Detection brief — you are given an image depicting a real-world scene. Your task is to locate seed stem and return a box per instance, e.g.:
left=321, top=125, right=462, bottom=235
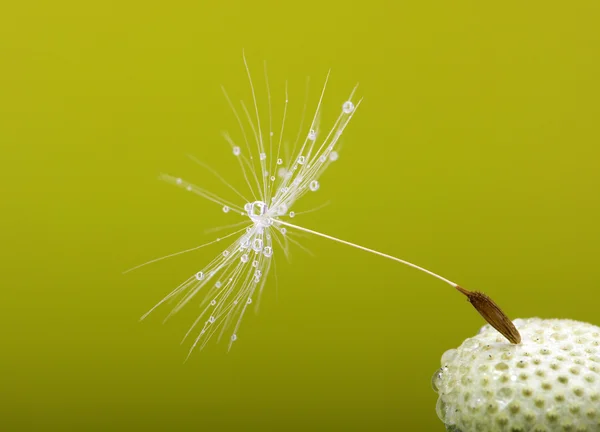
left=277, top=220, right=521, bottom=344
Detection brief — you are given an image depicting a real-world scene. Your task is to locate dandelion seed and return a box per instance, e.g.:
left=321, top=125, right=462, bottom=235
left=131, top=53, right=493, bottom=358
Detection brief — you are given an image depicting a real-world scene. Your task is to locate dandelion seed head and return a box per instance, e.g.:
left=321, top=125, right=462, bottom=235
left=137, top=55, right=362, bottom=356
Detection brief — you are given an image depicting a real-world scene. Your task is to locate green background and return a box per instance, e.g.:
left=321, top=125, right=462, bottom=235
left=2, top=1, right=600, bottom=430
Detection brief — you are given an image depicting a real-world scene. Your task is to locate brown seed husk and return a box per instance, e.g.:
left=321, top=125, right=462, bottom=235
left=455, top=285, right=521, bottom=344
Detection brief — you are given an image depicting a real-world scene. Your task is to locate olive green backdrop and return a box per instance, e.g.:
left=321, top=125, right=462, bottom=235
left=2, top=1, right=599, bottom=430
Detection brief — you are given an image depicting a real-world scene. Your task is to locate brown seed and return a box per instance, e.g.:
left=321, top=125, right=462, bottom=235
left=455, top=285, right=521, bottom=344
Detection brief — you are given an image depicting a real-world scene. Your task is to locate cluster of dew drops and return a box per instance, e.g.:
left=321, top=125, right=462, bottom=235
left=171, top=98, right=356, bottom=346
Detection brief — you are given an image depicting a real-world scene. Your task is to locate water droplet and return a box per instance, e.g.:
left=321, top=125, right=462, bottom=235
left=280, top=227, right=287, bottom=235
left=252, top=238, right=263, bottom=252
left=176, top=178, right=182, bottom=184
left=247, top=298, right=253, bottom=305
left=297, top=155, right=306, bottom=165
left=289, top=211, right=296, bottom=218
left=308, top=129, right=316, bottom=140
left=270, top=176, right=275, bottom=181
left=210, top=300, right=216, bottom=306
left=260, top=152, right=266, bottom=161
left=233, top=300, right=238, bottom=305
left=329, top=151, right=339, bottom=161
left=309, top=180, right=320, bottom=192
left=263, top=247, right=273, bottom=258
left=231, top=334, right=237, bottom=341
left=215, top=281, right=222, bottom=288
left=195, top=271, right=204, bottom=281
left=222, top=250, right=230, bottom=258
left=319, top=155, right=327, bottom=163
left=277, top=158, right=283, bottom=165
left=241, top=238, right=250, bottom=249
left=342, top=101, right=355, bottom=114
left=233, top=146, right=241, bottom=156
left=241, top=254, right=249, bottom=263
left=186, top=185, right=192, bottom=191
left=208, top=316, right=215, bottom=323
left=277, top=204, right=288, bottom=215
left=223, top=205, right=230, bottom=213
left=252, top=260, right=259, bottom=268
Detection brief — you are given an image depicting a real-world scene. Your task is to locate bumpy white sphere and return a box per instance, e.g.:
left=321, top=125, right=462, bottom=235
left=433, top=318, right=600, bottom=431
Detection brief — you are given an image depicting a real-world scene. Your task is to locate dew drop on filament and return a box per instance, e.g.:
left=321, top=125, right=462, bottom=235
left=309, top=180, right=320, bottom=192
left=252, top=238, right=263, bottom=252
left=263, top=246, right=273, bottom=258
left=223, top=206, right=230, bottom=213
left=308, top=129, right=316, bottom=141
left=195, top=271, right=204, bottom=281
left=342, top=101, right=355, bottom=114
left=329, top=151, right=339, bottom=161
left=233, top=146, right=241, bottom=156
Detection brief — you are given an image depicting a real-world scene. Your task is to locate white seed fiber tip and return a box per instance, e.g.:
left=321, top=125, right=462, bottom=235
left=433, top=318, right=600, bottom=432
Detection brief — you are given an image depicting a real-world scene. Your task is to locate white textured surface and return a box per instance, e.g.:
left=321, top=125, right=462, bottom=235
left=433, top=318, right=600, bottom=431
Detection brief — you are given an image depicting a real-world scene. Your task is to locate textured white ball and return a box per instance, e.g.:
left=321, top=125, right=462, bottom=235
left=433, top=318, right=600, bottom=431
